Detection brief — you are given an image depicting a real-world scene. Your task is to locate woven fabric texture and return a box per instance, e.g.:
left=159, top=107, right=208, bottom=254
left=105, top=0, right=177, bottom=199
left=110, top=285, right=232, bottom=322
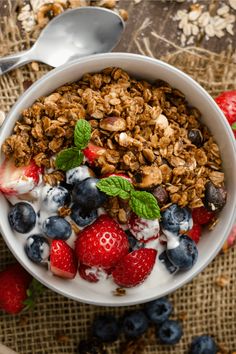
left=0, top=10, right=236, bottom=354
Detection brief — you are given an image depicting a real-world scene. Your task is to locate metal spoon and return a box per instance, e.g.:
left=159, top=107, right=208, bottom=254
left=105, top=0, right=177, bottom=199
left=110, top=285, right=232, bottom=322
left=0, top=7, right=125, bottom=75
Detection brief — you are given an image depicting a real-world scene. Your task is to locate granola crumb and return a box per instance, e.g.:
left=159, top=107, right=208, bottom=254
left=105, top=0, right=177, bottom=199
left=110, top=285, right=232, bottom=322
left=119, top=8, right=129, bottom=21
left=31, top=61, right=39, bottom=71
left=215, top=275, right=230, bottom=288
left=58, top=206, right=71, bottom=217
left=112, top=287, right=126, bottom=296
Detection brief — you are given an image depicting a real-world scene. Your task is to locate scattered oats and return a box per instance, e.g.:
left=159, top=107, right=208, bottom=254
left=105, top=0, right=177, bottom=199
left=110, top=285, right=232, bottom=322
left=215, top=275, right=230, bottom=288
left=30, top=0, right=49, bottom=12
left=31, top=62, right=39, bottom=71
left=217, top=5, right=230, bottom=16
left=229, top=0, right=236, bottom=10
left=0, top=110, right=6, bottom=127
left=174, top=1, right=235, bottom=45
left=205, top=24, right=215, bottom=37
left=198, top=11, right=210, bottom=27
left=188, top=9, right=201, bottom=21
left=134, top=0, right=142, bottom=4
left=17, top=4, right=36, bottom=32
left=226, top=23, right=234, bottom=35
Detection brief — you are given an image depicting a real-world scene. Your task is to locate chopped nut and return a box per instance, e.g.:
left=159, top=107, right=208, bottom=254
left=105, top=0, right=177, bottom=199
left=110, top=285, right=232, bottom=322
left=134, top=166, right=162, bottom=189
left=100, top=117, right=126, bottom=132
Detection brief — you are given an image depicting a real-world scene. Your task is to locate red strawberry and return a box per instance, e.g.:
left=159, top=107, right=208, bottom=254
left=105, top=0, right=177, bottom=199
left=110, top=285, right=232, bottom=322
left=0, top=159, right=42, bottom=195
left=192, top=206, right=215, bottom=225
left=215, top=90, right=236, bottom=137
left=112, top=248, right=157, bottom=288
left=83, top=142, right=106, bottom=166
left=187, top=223, right=202, bottom=244
left=78, top=264, right=99, bottom=283
left=0, top=263, right=32, bottom=314
left=50, top=240, right=78, bottom=279
left=75, top=214, right=129, bottom=269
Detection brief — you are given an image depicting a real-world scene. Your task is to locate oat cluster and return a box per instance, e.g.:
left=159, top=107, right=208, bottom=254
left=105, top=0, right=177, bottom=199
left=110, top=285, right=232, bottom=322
left=2, top=67, right=225, bottom=209
left=174, top=3, right=236, bottom=46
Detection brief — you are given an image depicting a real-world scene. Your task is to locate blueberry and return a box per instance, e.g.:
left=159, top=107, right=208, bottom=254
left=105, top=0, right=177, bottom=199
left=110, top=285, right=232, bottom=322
left=42, top=216, right=72, bottom=240
left=189, top=335, right=217, bottom=354
left=8, top=202, right=36, bottom=233
left=71, top=203, right=97, bottom=227
left=188, top=129, right=203, bottom=147
left=157, top=320, right=182, bottom=344
left=145, top=297, right=173, bottom=324
left=25, top=234, right=50, bottom=263
left=167, top=235, right=198, bottom=270
left=122, top=311, right=149, bottom=338
left=159, top=251, right=178, bottom=274
left=66, top=165, right=94, bottom=185
left=204, top=181, right=227, bottom=212
left=42, top=186, right=70, bottom=212
left=92, top=315, right=120, bottom=343
left=161, top=204, right=192, bottom=236
left=78, top=338, right=107, bottom=354
left=125, top=230, right=143, bottom=251
left=72, top=178, right=107, bottom=211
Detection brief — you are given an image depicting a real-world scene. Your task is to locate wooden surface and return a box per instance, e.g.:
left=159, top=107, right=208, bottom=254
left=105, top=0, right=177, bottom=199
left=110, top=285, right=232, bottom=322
left=0, top=0, right=235, bottom=59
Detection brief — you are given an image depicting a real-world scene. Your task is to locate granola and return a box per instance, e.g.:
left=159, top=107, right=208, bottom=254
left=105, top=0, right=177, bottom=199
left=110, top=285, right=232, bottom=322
left=2, top=67, right=225, bottom=210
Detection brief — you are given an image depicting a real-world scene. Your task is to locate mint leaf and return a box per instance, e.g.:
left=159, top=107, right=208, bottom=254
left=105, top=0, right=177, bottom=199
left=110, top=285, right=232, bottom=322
left=97, top=176, right=134, bottom=199
left=55, top=147, right=84, bottom=171
left=74, top=119, right=91, bottom=149
left=129, top=190, right=160, bottom=220
left=231, top=122, right=236, bottom=130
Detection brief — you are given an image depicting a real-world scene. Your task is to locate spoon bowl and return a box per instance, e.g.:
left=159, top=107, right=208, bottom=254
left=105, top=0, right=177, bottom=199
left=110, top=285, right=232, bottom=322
left=0, top=7, right=124, bottom=75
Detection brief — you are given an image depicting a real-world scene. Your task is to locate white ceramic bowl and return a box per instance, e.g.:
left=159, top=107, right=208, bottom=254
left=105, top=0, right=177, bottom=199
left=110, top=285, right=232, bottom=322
left=0, top=53, right=236, bottom=306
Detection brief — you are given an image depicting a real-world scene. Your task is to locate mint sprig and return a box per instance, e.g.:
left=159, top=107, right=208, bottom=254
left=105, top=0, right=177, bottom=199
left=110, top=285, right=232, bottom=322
left=74, top=119, right=91, bottom=149
left=97, top=176, right=160, bottom=220
left=55, top=119, right=91, bottom=171
left=129, top=190, right=160, bottom=219
left=97, top=176, right=134, bottom=200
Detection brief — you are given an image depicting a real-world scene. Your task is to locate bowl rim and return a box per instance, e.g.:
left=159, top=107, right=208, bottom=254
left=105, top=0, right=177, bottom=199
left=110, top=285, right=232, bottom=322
left=1, top=52, right=236, bottom=306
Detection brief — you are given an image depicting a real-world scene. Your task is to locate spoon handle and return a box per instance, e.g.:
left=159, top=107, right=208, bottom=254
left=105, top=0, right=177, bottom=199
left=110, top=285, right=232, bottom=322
left=0, top=50, right=34, bottom=75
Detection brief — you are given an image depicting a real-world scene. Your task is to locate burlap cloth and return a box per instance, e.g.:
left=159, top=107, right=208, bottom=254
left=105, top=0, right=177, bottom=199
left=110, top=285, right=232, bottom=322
left=0, top=8, right=236, bottom=354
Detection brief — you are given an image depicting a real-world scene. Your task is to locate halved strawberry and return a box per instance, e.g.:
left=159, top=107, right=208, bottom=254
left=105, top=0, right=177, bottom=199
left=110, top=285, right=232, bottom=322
left=112, top=248, right=157, bottom=288
left=75, top=214, right=129, bottom=269
left=50, top=240, right=78, bottom=279
left=0, top=159, right=42, bottom=195
left=83, top=143, right=106, bottom=166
